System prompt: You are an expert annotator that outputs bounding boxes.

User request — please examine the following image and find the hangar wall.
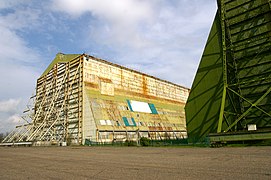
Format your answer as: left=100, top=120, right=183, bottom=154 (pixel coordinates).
left=82, top=55, right=189, bottom=144
left=186, top=0, right=271, bottom=142
left=2, top=53, right=189, bottom=145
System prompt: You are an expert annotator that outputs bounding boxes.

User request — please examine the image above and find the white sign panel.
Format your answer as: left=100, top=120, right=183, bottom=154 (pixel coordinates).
left=130, top=100, right=152, bottom=113
left=248, top=124, right=257, bottom=131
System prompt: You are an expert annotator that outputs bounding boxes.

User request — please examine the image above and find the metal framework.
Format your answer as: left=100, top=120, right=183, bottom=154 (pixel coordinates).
left=186, top=0, right=271, bottom=142
left=218, top=0, right=271, bottom=133
left=2, top=57, right=83, bottom=145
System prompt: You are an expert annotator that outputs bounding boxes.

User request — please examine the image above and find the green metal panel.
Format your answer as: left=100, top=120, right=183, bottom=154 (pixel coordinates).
left=185, top=13, right=224, bottom=142
left=122, top=117, right=129, bottom=126
left=41, top=53, right=80, bottom=77
left=186, top=0, right=271, bottom=142
left=126, top=100, right=134, bottom=112
left=148, top=103, right=158, bottom=114
left=122, top=117, right=136, bottom=127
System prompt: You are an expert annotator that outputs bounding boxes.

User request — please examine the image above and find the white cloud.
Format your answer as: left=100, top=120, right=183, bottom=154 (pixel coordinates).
left=0, top=99, right=25, bottom=133
left=0, top=63, right=39, bottom=100
left=0, top=113, right=24, bottom=133
left=51, top=0, right=217, bottom=87
left=0, top=4, right=41, bottom=100
left=8, top=114, right=22, bottom=124
left=0, top=1, right=43, bottom=133
left=52, top=0, right=154, bottom=48
left=52, top=0, right=153, bottom=22
left=0, top=99, right=21, bottom=113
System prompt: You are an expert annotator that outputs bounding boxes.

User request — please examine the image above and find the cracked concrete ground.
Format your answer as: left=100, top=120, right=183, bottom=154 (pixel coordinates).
left=0, top=146, right=271, bottom=180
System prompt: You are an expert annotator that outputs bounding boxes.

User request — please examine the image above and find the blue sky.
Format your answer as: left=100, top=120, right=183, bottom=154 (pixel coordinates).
left=0, top=0, right=217, bottom=133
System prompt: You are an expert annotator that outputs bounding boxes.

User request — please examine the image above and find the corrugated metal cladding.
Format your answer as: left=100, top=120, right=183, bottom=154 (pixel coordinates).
left=186, top=0, right=271, bottom=142
left=13, top=53, right=189, bottom=145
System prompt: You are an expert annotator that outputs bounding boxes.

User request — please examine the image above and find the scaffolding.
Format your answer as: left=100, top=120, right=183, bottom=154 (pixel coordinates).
left=2, top=56, right=83, bottom=145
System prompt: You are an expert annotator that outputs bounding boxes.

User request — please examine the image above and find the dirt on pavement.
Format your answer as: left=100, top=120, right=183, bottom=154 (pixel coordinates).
left=0, top=146, right=271, bottom=180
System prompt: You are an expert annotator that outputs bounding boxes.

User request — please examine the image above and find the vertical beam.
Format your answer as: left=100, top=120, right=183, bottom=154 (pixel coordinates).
left=96, top=129, right=99, bottom=143
left=217, top=0, right=227, bottom=133
left=81, top=55, right=85, bottom=144
left=65, top=62, right=70, bottom=143
left=77, top=56, right=83, bottom=144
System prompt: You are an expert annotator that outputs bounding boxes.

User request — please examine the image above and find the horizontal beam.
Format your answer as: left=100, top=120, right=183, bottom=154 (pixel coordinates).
left=209, top=130, right=271, bottom=142
left=0, top=142, right=32, bottom=146
left=97, top=130, right=187, bottom=133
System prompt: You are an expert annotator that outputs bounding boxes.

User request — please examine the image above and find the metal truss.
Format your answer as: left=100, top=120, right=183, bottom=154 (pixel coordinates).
left=2, top=58, right=83, bottom=145
left=217, top=0, right=271, bottom=133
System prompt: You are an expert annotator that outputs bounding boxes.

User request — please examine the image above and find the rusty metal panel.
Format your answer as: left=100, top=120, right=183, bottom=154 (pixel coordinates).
left=4, top=52, right=189, bottom=145
left=83, top=55, right=189, bottom=143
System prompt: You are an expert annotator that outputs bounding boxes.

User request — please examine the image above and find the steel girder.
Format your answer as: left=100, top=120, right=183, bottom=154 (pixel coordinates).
left=186, top=0, right=271, bottom=142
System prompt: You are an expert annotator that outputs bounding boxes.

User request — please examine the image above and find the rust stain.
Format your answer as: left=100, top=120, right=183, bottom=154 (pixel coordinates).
left=148, top=126, right=156, bottom=131
left=115, top=88, right=185, bottom=105
left=120, top=69, right=123, bottom=87
left=166, top=127, right=173, bottom=131
left=84, top=82, right=99, bottom=88
left=98, top=77, right=112, bottom=83
left=157, top=127, right=163, bottom=131
left=142, top=75, right=148, bottom=96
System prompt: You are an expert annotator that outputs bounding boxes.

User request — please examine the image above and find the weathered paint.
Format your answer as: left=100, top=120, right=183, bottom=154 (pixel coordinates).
left=3, top=53, right=189, bottom=145
left=83, top=54, right=189, bottom=143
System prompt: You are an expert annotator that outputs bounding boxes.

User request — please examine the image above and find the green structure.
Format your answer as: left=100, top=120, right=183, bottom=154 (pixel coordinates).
left=186, top=0, right=271, bottom=143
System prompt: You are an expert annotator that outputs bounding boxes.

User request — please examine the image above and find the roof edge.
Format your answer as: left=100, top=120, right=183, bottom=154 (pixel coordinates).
left=40, top=53, right=81, bottom=77
left=40, top=53, right=190, bottom=90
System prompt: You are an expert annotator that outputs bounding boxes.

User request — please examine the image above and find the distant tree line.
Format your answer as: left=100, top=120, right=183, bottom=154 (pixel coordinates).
left=0, top=132, right=9, bottom=142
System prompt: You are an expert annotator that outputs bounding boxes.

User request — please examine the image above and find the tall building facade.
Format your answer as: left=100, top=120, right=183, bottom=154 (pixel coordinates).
left=3, top=53, right=189, bottom=145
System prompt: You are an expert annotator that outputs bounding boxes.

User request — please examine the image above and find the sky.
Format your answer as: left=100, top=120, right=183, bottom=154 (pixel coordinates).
left=0, top=0, right=217, bottom=133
